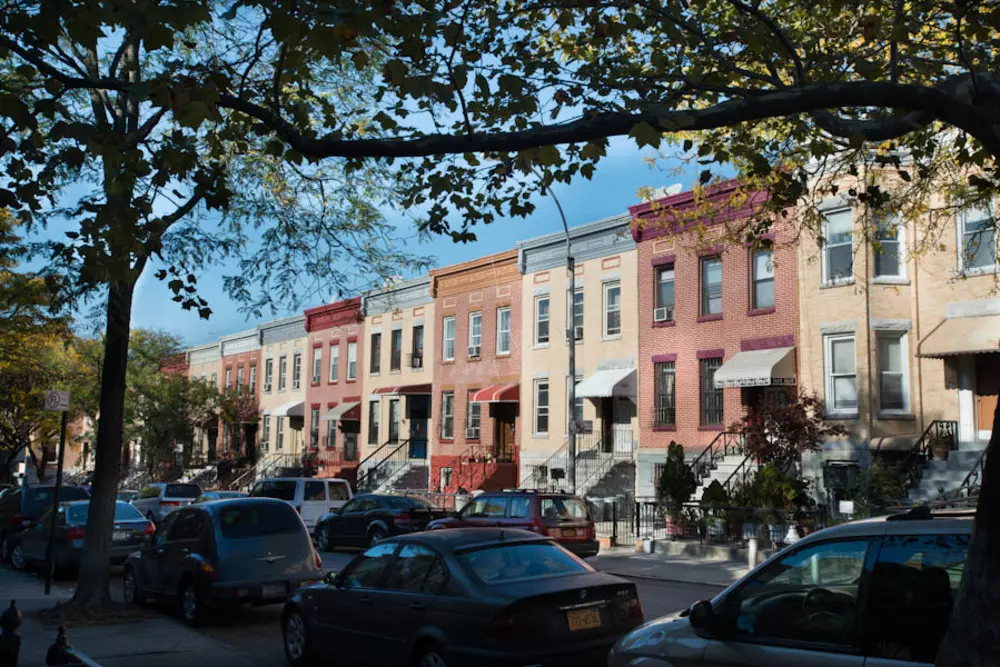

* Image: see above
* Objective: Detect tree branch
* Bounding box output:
[721,0,806,84]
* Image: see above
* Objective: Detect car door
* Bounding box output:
[700,538,873,667]
[328,497,363,546]
[19,510,54,563]
[159,509,208,594]
[501,495,533,531]
[300,480,328,532]
[473,495,509,527]
[139,511,179,593]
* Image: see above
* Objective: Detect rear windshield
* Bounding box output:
[24,487,89,517]
[457,542,589,585]
[386,497,434,510]
[218,503,302,539]
[165,484,201,499]
[540,497,590,523]
[250,480,297,501]
[67,502,143,524]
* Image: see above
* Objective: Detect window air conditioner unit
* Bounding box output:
[654,307,671,322]
[468,345,481,358]
[263,382,272,392]
[465,427,480,439]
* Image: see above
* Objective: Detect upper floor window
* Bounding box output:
[874,214,904,278]
[368,400,379,445]
[603,281,622,337]
[824,333,857,416]
[440,391,455,439]
[699,357,724,426]
[468,311,482,358]
[330,344,340,382]
[567,289,584,341]
[823,209,854,284]
[654,265,675,323]
[211,371,218,387]
[278,355,287,391]
[877,333,910,415]
[292,352,302,390]
[751,248,775,310]
[264,359,273,392]
[237,367,245,388]
[442,316,456,361]
[347,341,357,380]
[535,296,550,345]
[249,365,256,394]
[370,332,382,375]
[262,415,271,446]
[700,257,722,316]
[312,348,322,384]
[958,202,996,272]
[411,325,424,368]
[225,367,232,387]
[496,307,511,355]
[390,329,402,372]
[533,379,550,435]
[466,390,481,440]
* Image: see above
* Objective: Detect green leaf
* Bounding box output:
[537,145,560,166]
[15,65,36,79]
[682,139,693,152]
[352,50,369,70]
[145,24,175,51]
[629,122,661,149]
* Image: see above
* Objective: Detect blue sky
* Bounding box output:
[124,139,698,347]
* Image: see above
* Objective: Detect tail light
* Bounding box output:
[488,608,528,639]
[393,512,411,523]
[198,560,219,581]
[161,501,180,507]
[586,520,596,540]
[313,549,323,571]
[64,526,86,543]
[11,513,29,528]
[527,517,549,536]
[143,522,156,536]
[614,595,644,622]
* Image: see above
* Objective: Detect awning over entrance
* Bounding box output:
[372,383,432,396]
[264,400,305,418]
[575,368,637,399]
[919,314,1000,357]
[713,347,797,388]
[471,383,520,403]
[323,402,361,421]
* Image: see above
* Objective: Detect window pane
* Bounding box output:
[753,279,774,310]
[827,209,854,244]
[700,358,724,425]
[509,496,532,519]
[655,361,676,426]
[457,543,589,586]
[827,244,853,281]
[701,258,722,315]
[497,307,511,354]
[536,297,550,343]
[344,543,398,589]
[384,544,441,592]
[879,374,904,411]
[656,267,675,314]
[878,337,902,372]
[963,225,996,269]
[833,377,858,410]
[831,338,855,374]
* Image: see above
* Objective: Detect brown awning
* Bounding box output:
[372,384,432,396]
[919,315,1000,357]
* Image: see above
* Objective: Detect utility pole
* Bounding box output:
[42,390,70,596]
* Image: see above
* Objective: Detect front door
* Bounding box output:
[207,428,218,462]
[612,397,635,455]
[493,404,516,462]
[407,395,430,459]
[976,354,1000,440]
[342,422,360,461]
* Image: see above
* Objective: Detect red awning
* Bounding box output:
[372,383,433,396]
[471,383,520,403]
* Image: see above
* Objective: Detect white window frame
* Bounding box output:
[533,379,550,436]
[263,359,273,393]
[535,295,550,345]
[292,352,302,390]
[278,355,287,392]
[330,344,340,383]
[824,333,858,417]
[873,214,906,280]
[237,366,244,388]
[876,332,911,416]
[751,247,775,309]
[566,375,583,433]
[603,280,622,338]
[262,415,271,447]
[822,208,855,285]
[441,391,455,439]
[466,390,481,440]
[211,372,217,387]
[276,416,285,451]
[442,316,456,361]
[249,365,256,394]
[310,407,321,448]
[468,311,482,355]
[225,367,232,387]
[957,201,997,274]
[312,348,322,384]
[347,341,357,380]
[567,288,584,341]
[496,307,511,355]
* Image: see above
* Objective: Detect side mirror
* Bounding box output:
[688,600,717,632]
[323,571,342,587]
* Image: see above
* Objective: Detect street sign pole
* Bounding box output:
[43,390,70,596]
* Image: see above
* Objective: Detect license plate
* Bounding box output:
[262,583,286,598]
[567,607,602,632]
[561,528,578,537]
[112,530,130,541]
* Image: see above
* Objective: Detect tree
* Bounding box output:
[731,394,848,471]
[657,442,697,516]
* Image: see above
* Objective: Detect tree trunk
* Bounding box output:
[936,399,1000,666]
[71,279,133,608]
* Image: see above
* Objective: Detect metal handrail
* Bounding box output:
[722,453,756,497]
[357,439,411,492]
[902,420,959,488]
[688,430,742,487]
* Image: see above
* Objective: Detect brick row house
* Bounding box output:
[218,328,262,463]
[258,316,308,470]
[186,341,222,462]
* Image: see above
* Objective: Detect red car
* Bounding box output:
[427,491,599,558]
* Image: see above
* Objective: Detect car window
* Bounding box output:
[154,512,179,547]
[463,496,508,519]
[329,482,351,501]
[218,503,301,539]
[539,497,589,523]
[250,480,299,501]
[165,484,201,499]
[384,544,447,592]
[67,502,143,524]
[718,539,870,647]
[303,482,327,502]
[340,498,362,514]
[508,496,532,519]
[139,485,162,499]
[360,498,382,512]
[343,543,398,589]
[23,487,89,517]
[457,542,590,585]
[169,510,207,541]
[864,534,969,663]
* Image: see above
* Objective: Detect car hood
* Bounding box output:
[613,611,707,661]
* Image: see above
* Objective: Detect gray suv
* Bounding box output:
[610,507,971,667]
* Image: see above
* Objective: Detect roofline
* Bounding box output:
[515,213,632,251]
[428,248,518,280]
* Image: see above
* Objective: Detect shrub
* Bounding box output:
[657,442,698,516]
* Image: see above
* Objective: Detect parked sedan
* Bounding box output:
[282,528,644,667]
[9,500,153,574]
[0,485,91,562]
[124,498,323,626]
[194,491,248,503]
[314,494,449,551]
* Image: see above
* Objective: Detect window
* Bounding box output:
[877,334,910,414]
[384,544,448,593]
[654,361,676,427]
[439,467,453,491]
[825,334,858,415]
[168,510,207,542]
[326,420,336,449]
[225,367,232,387]
[458,543,588,586]
[717,539,869,646]
[751,248,775,309]
[264,359,273,392]
[343,543,397,590]
[440,391,454,439]
[655,265,675,322]
[509,496,531,519]
[462,495,509,518]
[236,366,244,388]
[390,329,402,371]
[699,357,723,426]
[534,379,550,435]
[330,344,340,382]
[389,399,400,442]
[700,257,722,316]
[292,352,302,390]
[534,296,550,345]
[278,354,287,391]
[311,348,322,384]
[370,333,382,374]
[368,400,380,445]
[276,416,285,451]
[567,289,584,341]
[466,390,481,440]
[496,307,511,354]
[262,415,271,447]
[959,202,996,271]
[249,365,256,394]
[823,208,854,283]
[211,372,217,387]
[310,407,320,448]
[347,342,357,380]
[250,479,297,501]
[566,375,583,432]
[864,534,969,663]
[603,281,622,336]
[468,311,482,357]
[442,316,456,361]
[411,325,424,368]
[304,481,327,502]
[874,214,904,278]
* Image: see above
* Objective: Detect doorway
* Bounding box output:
[976,354,1000,440]
[493,403,517,462]
[341,421,360,461]
[599,397,634,454]
[407,395,430,459]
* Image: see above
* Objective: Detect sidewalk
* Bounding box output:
[591,546,749,587]
[0,569,274,667]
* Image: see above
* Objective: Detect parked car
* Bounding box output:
[426,490,600,558]
[249,478,352,533]
[314,494,450,551]
[130,482,202,522]
[123,497,323,626]
[609,506,972,667]
[0,485,90,562]
[116,489,139,502]
[195,491,248,503]
[9,500,154,574]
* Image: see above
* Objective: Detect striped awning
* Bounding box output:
[323,402,361,421]
[919,315,1000,357]
[471,383,520,403]
[372,383,433,396]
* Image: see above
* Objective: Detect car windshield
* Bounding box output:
[539,497,590,524]
[67,502,143,524]
[165,484,201,499]
[218,503,301,539]
[386,497,434,510]
[457,542,590,585]
[250,480,297,501]
[24,487,89,517]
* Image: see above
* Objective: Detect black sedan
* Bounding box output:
[10,500,154,575]
[314,494,449,551]
[282,528,644,667]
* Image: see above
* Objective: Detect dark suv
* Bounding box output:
[0,485,90,562]
[314,494,449,551]
[426,491,599,558]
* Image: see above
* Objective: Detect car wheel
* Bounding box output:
[316,525,331,552]
[9,543,26,571]
[283,607,314,666]
[179,581,204,626]
[368,526,387,546]
[414,643,447,667]
[123,567,145,606]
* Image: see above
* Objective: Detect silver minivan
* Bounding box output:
[610,508,972,667]
[249,478,352,534]
[130,482,202,522]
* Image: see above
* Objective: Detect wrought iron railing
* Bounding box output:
[722,454,757,497]
[407,352,424,370]
[688,430,743,488]
[520,439,569,490]
[230,452,298,491]
[901,420,959,489]
[357,439,411,492]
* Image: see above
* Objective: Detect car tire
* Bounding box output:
[316,525,331,552]
[367,526,387,547]
[414,643,448,667]
[179,581,204,627]
[123,566,145,606]
[9,543,26,571]
[283,607,315,666]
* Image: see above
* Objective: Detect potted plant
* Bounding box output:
[657,442,698,540]
[930,435,952,461]
[700,480,729,543]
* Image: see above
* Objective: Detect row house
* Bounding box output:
[429,250,522,493]
[258,316,308,466]
[630,182,800,498]
[303,298,365,483]
[218,328,261,461]
[358,277,436,491]
[186,341,222,461]
[516,214,640,498]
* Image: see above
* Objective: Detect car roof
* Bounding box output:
[60,499,132,507]
[197,496,292,513]
[389,527,549,551]
[772,507,975,550]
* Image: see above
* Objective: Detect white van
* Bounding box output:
[248,477,352,533]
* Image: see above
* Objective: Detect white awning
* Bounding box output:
[323,401,361,422]
[575,368,637,399]
[714,347,797,388]
[918,314,1000,357]
[263,400,305,418]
